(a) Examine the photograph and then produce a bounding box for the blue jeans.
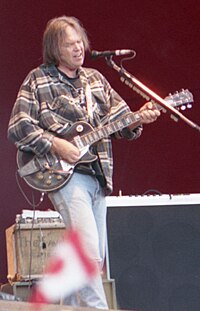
[48,172,108,309]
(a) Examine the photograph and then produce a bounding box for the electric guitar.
[17,89,193,192]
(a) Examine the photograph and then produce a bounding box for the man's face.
[58,26,85,75]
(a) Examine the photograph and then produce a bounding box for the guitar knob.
[36,173,44,180]
[46,179,52,185]
[56,175,62,180]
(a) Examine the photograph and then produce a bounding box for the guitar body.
[17,121,98,192]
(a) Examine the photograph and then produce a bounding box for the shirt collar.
[41,64,59,77]
[41,64,90,93]
[41,64,88,79]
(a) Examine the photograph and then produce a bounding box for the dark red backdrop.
[1,0,200,283]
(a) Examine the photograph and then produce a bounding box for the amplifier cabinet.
[106,194,200,311]
[6,223,66,279]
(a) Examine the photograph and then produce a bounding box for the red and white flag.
[30,229,98,305]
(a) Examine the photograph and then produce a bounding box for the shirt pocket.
[43,95,86,125]
[46,95,81,121]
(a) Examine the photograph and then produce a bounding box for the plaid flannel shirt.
[8,64,143,194]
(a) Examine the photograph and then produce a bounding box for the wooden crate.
[6,223,66,279]
[5,223,117,308]
[12,279,117,309]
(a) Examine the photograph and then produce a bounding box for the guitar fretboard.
[76,112,141,148]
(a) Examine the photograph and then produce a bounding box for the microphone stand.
[105,56,200,133]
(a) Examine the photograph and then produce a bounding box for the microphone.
[91,49,134,59]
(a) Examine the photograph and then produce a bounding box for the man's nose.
[74,42,81,50]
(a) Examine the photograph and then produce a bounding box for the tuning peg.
[180,105,186,111]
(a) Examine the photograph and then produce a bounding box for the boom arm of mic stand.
[105,56,200,133]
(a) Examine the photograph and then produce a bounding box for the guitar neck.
[72,89,193,149]
[79,112,142,147]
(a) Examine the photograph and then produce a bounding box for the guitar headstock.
[165,89,193,111]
